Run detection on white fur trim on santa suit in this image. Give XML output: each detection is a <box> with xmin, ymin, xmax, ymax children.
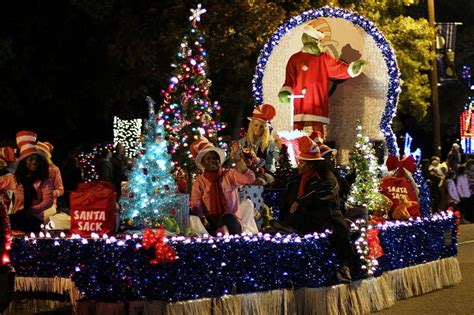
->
<box><xmin>303</xmin><ymin>25</ymin><xmax>325</xmax><ymax>40</ymax></box>
<box><xmin>293</xmin><ymin>114</ymin><xmax>330</xmax><ymax>124</ymax></box>
<box><xmin>279</xmin><ymin>86</ymin><xmax>293</xmax><ymax>95</ymax></box>
<box><xmin>348</xmin><ymin>61</ymin><xmax>364</xmax><ymax>78</ymax></box>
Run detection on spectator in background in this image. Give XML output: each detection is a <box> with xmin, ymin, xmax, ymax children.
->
<box><xmin>59</xmin><ymin>146</ymin><xmax>83</xmax><ymax>210</ymax></box>
<box><xmin>456</xmin><ymin>165</ymin><xmax>472</xmax><ymax>224</ymax></box>
<box><xmin>0</xmin><ymin>131</ymin><xmax>53</xmax><ymax>232</ymax></box>
<box><xmin>440</xmin><ymin>170</ymin><xmax>459</xmax><ymax>213</ymax></box>
<box><xmin>428</xmin><ymin>156</ymin><xmax>444</xmax><ymax>212</ymax></box>
<box><xmin>110</xmin><ymin>142</ymin><xmax>128</xmax><ymax>201</ymax></box>
<box><xmin>95</xmin><ymin>146</ymin><xmax>114</xmax><ymax>186</ymax></box>
<box><xmin>447</xmin><ymin>143</ymin><xmax>462</xmax><ymax>173</ymax></box>
<box><xmin>36</xmin><ymin>141</ymin><xmax>64</xmax><ymax>222</ymax></box>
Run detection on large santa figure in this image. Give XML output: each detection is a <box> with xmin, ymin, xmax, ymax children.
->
<box><xmin>278</xmin><ymin>19</ymin><xmax>366</xmax><ymax>136</ymax></box>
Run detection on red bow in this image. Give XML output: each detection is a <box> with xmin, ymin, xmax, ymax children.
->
<box><xmin>386</xmin><ymin>155</ymin><xmax>416</xmax><ymax>174</ymax></box>
<box><xmin>367</xmin><ymin>228</ymin><xmax>384</xmax><ymax>259</ymax></box>
<box><xmin>141</xmin><ymin>228</ymin><xmax>176</xmax><ymax>264</ymax></box>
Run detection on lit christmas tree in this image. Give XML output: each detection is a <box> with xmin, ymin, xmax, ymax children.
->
<box><xmin>347</xmin><ymin>120</ymin><xmax>386</xmax><ymax>214</ymax></box>
<box><xmin>121</xmin><ymin>97</ymin><xmax>179</xmax><ymax>229</ymax></box>
<box><xmin>159</xmin><ymin>4</ymin><xmax>225</xmax><ymax>181</ymax></box>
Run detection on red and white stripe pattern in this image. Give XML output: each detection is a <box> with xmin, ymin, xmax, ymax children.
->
<box><xmin>16</xmin><ymin>130</ymin><xmax>39</xmax><ymax>160</ymax></box>
<box><xmin>36</xmin><ymin>141</ymin><xmax>53</xmax><ymax>158</ymax></box>
<box><xmin>298</xmin><ymin>136</ymin><xmax>324</xmax><ymax>161</ymax></box>
<box><xmin>0</xmin><ymin>147</ymin><xmax>15</xmax><ymax>162</ymax></box>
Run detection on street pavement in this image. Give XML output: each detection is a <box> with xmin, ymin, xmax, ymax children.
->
<box><xmin>376</xmin><ymin>223</ymin><xmax>474</xmax><ymax>315</ymax></box>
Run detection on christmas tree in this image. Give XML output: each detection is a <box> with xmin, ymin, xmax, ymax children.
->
<box><xmin>121</xmin><ymin>97</ymin><xmax>179</xmax><ymax>229</ymax></box>
<box><xmin>159</xmin><ymin>4</ymin><xmax>225</xmax><ymax>181</ymax></box>
<box><xmin>272</xmin><ymin>144</ymin><xmax>293</xmax><ymax>188</ymax></box>
<box><xmin>347</xmin><ymin>120</ymin><xmax>385</xmax><ymax>214</ymax></box>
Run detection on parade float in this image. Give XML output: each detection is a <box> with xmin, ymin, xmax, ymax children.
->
<box><xmin>7</xmin><ymin>5</ymin><xmax>461</xmax><ymax>315</ymax></box>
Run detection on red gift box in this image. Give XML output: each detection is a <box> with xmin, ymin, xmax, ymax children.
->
<box><xmin>70</xmin><ymin>181</ymin><xmax>117</xmax><ymax>237</ymax></box>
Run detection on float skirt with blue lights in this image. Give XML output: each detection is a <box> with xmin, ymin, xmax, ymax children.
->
<box><xmin>9</xmin><ymin>212</ymin><xmax>461</xmax><ymax>314</ymax></box>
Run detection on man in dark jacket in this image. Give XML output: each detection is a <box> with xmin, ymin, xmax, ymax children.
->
<box><xmin>277</xmin><ymin>136</ymin><xmax>354</xmax><ymax>283</ymax></box>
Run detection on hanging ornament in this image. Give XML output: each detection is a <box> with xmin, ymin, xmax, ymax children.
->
<box><xmin>155</xmin><ymin>187</ymin><xmax>161</xmax><ymax>194</ymax></box>
<box><xmin>129</xmin><ymin>192</ymin><xmax>134</xmax><ymax>199</ymax></box>
<box><xmin>140</xmin><ymin>149</ymin><xmax>146</xmax><ymax>155</ymax></box>
<box><xmin>152</xmin><ymin>176</ymin><xmax>157</xmax><ymax>182</ymax></box>
<box><xmin>164</xmin><ymin>184</ymin><xmax>170</xmax><ymax>191</ymax></box>
<box><xmin>143</xmin><ymin>168</ymin><xmax>148</xmax><ymax>175</ymax></box>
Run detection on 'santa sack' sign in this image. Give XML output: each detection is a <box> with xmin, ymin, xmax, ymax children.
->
<box><xmin>70</xmin><ymin>181</ymin><xmax>117</xmax><ymax>237</ymax></box>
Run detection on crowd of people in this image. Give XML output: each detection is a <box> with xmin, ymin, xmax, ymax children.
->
<box><xmin>423</xmin><ymin>143</ymin><xmax>474</xmax><ymax>224</ymax></box>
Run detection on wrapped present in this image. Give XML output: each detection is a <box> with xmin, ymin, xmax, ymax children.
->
<box><xmin>239</xmin><ymin>185</ymin><xmax>264</xmax><ymax>211</ymax></box>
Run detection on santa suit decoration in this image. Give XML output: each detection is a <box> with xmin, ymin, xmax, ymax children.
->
<box><xmin>379</xmin><ymin>155</ymin><xmax>421</xmax><ymax>219</ymax></box>
<box><xmin>279</xmin><ymin>19</ymin><xmax>362</xmax><ymax>133</ymax></box>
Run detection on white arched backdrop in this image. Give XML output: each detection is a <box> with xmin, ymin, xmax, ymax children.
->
<box><xmin>253</xmin><ymin>7</ymin><xmax>401</xmax><ymax>164</ymax></box>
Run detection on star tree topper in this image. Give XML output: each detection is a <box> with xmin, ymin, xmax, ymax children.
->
<box><xmin>189</xmin><ymin>3</ymin><xmax>206</xmax><ymax>25</ymax></box>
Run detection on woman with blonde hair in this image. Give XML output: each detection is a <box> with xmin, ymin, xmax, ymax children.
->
<box><xmin>230</xmin><ymin>104</ymin><xmax>281</xmax><ymax>186</ymax></box>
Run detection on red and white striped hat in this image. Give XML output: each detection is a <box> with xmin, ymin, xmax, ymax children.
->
<box><xmin>0</xmin><ymin>147</ymin><xmax>15</xmax><ymax>162</ymax></box>
<box><xmin>310</xmin><ymin>131</ymin><xmax>337</xmax><ymax>156</ymax></box>
<box><xmin>36</xmin><ymin>141</ymin><xmax>54</xmax><ymax>159</ymax></box>
<box><xmin>297</xmin><ymin>136</ymin><xmax>324</xmax><ymax>161</ymax></box>
<box><xmin>16</xmin><ymin>130</ymin><xmax>41</xmax><ymax>161</ymax></box>
<box><xmin>190</xmin><ymin>137</ymin><xmax>226</xmax><ymax>170</ymax></box>
<box><xmin>247</xmin><ymin>104</ymin><xmax>276</xmax><ymax>123</ymax></box>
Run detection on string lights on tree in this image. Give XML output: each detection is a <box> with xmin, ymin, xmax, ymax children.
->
<box><xmin>120</xmin><ymin>97</ymin><xmax>179</xmax><ymax>229</ymax></box>
<box><xmin>159</xmin><ymin>3</ymin><xmax>225</xmax><ymax>182</ymax></box>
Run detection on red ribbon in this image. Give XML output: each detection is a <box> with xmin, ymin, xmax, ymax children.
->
<box><xmin>386</xmin><ymin>155</ymin><xmax>416</xmax><ymax>174</ymax></box>
<box><xmin>367</xmin><ymin>228</ymin><xmax>384</xmax><ymax>259</ymax></box>
<box><xmin>141</xmin><ymin>228</ymin><xmax>176</xmax><ymax>264</ymax></box>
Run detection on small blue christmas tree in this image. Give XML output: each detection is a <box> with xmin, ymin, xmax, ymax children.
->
<box><xmin>121</xmin><ymin>97</ymin><xmax>179</xmax><ymax>229</ymax></box>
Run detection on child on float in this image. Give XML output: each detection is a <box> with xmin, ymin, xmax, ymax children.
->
<box><xmin>0</xmin><ymin>131</ymin><xmax>53</xmax><ymax>232</ymax></box>
<box><xmin>189</xmin><ymin>137</ymin><xmax>257</xmax><ymax>236</ymax></box>
<box><xmin>277</xmin><ymin>136</ymin><xmax>354</xmax><ymax>283</ymax></box>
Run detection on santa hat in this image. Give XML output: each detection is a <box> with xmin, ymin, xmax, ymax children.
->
<box><xmin>303</xmin><ymin>19</ymin><xmax>326</xmax><ymax>40</ymax></box>
<box><xmin>247</xmin><ymin>104</ymin><xmax>276</xmax><ymax>123</ymax></box>
<box><xmin>303</xmin><ymin>19</ymin><xmax>338</xmax><ymax>46</ymax></box>
<box><xmin>16</xmin><ymin>130</ymin><xmax>41</xmax><ymax>161</ymax></box>
<box><xmin>297</xmin><ymin>136</ymin><xmax>324</xmax><ymax>161</ymax></box>
<box><xmin>36</xmin><ymin>141</ymin><xmax>54</xmax><ymax>159</ymax></box>
<box><xmin>0</xmin><ymin>147</ymin><xmax>15</xmax><ymax>162</ymax></box>
<box><xmin>190</xmin><ymin>137</ymin><xmax>226</xmax><ymax>170</ymax></box>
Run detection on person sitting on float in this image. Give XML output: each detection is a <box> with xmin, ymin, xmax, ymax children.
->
<box><xmin>275</xmin><ymin>136</ymin><xmax>354</xmax><ymax>283</ymax></box>
<box><xmin>189</xmin><ymin>137</ymin><xmax>256</xmax><ymax>236</ymax></box>
<box><xmin>0</xmin><ymin>131</ymin><xmax>53</xmax><ymax>232</ymax></box>
<box><xmin>229</xmin><ymin>103</ymin><xmax>281</xmax><ymax>186</ymax></box>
